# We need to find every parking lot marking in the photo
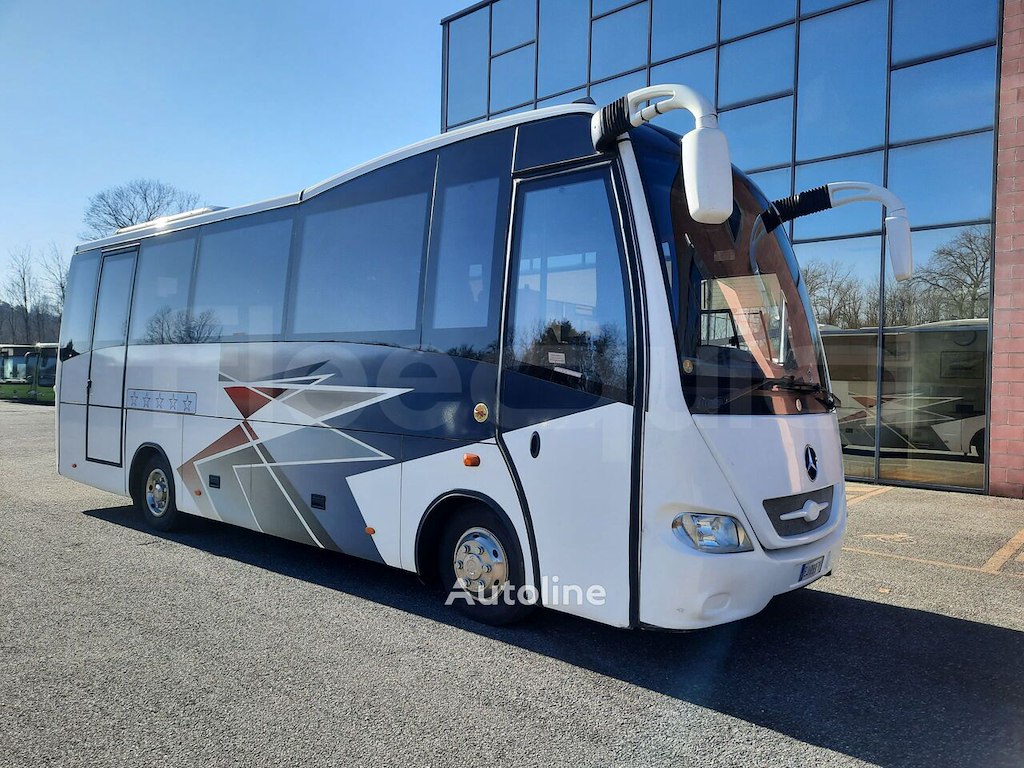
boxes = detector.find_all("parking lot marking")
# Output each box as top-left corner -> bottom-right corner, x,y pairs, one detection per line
842,546 -> 1024,579
845,486 -> 893,506
981,528 -> 1024,574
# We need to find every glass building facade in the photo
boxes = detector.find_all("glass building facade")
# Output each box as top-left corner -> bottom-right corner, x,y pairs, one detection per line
441,0 -> 1001,492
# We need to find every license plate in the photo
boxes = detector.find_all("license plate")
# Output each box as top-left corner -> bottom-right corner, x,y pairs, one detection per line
799,556 -> 825,582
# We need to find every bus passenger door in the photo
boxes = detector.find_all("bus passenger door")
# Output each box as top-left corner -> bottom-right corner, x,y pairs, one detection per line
86,248 -> 137,465
498,166 -> 637,627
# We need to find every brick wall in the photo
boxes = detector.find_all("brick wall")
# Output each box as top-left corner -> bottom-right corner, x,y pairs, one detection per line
991,0 -> 1024,497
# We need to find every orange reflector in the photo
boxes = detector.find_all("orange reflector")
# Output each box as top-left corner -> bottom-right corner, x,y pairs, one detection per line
463,453 -> 481,467
365,526 -> 376,535
194,489 -> 202,496
71,463 -> 77,469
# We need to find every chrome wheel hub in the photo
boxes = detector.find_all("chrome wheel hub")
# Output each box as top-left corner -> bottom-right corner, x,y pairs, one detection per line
453,527 -> 508,597
145,468 -> 170,518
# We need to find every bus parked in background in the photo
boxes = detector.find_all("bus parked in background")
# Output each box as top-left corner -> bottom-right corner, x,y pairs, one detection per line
1,343 -> 57,404
56,84 -> 912,630
821,319 -> 987,486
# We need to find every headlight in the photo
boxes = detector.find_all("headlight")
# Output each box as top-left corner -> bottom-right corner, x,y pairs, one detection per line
672,513 -> 754,553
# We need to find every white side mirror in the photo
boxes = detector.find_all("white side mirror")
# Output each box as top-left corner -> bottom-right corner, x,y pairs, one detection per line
591,83 -> 733,225
681,125 -> 733,225
884,213 -> 912,282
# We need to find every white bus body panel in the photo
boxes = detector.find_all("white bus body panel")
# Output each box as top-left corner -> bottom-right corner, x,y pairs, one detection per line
693,413 -> 846,550
620,139 -> 847,629
503,404 -> 634,627
399,441 -> 536,588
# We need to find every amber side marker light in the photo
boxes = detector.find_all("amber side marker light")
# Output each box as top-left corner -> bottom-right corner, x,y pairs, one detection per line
71,463 -> 77,468
365,526 -> 376,535
194,489 -> 202,496
463,453 -> 481,467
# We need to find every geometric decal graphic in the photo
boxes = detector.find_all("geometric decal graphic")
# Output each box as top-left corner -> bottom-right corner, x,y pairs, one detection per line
838,392 -> 982,452
179,359 -> 410,561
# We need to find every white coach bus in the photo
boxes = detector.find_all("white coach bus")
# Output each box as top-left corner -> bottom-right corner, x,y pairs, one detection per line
57,85 -> 912,630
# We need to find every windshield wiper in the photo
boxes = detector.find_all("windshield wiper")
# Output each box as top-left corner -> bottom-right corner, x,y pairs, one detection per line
709,375 -> 841,412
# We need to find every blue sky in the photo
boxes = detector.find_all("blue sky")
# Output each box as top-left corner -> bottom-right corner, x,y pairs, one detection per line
0,0 -> 469,275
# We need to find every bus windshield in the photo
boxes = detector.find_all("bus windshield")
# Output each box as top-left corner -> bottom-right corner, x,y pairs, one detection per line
633,127 -> 829,416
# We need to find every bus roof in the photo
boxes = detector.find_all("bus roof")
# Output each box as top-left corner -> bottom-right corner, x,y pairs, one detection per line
74,103 -> 598,255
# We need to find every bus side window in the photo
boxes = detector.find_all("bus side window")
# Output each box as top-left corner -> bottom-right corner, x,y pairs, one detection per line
193,210 -> 293,341
506,168 -> 633,403
422,129 -> 514,361
129,232 -> 197,344
289,153 -> 436,347
59,250 -> 101,360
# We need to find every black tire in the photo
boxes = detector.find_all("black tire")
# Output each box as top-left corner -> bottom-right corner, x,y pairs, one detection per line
438,503 -> 535,626
971,430 -> 986,461
134,453 -> 184,532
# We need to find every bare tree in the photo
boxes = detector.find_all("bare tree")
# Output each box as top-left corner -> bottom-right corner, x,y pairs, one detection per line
801,257 -> 867,329
41,242 -> 70,315
3,249 -> 39,343
143,307 -> 220,345
912,225 -> 991,322
82,179 -> 201,239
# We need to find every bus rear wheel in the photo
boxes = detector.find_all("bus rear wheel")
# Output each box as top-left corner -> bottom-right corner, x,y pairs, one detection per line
971,430 -> 986,461
135,453 -> 183,532
438,504 -> 535,626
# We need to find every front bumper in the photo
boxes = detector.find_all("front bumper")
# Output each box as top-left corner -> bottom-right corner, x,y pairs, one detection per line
638,514 -> 845,630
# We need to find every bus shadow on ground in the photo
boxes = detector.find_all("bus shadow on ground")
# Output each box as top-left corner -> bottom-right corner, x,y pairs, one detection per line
86,504 -> 1024,768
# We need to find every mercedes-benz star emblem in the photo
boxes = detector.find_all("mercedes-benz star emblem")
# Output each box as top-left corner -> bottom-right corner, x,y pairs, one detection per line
804,445 -> 819,481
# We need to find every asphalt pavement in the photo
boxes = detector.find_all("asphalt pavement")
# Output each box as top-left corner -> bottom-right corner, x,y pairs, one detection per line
1,401 -> 1021,767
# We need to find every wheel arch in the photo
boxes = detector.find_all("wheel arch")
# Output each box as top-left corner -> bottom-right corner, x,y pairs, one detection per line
127,442 -> 170,503
414,490 -> 532,588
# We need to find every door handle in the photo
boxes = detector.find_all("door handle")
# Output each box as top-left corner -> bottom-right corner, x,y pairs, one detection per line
530,431 -> 541,458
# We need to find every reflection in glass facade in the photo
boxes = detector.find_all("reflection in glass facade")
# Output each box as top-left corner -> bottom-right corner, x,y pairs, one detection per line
441,0 -> 999,491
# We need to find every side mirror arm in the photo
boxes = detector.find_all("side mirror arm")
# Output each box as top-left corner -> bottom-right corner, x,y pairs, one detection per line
591,83 -> 734,225
762,181 -> 913,281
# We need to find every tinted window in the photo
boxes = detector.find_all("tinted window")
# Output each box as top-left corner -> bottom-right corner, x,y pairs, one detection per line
92,251 -> 136,350
589,69 -> 648,109
796,0 -> 887,160
721,0 -> 795,40
748,167 -> 792,204
538,0 -> 588,97
491,44 -> 536,112
492,0 -> 536,53
718,96 -> 793,171
423,131 -> 514,360
792,235 -> 883,331
291,153 -> 436,344
650,50 -> 716,134
800,0 -> 848,11
59,249 -> 100,360
192,211 -> 292,341
887,132 -> 994,227
889,47 -> 997,144
892,0 -> 998,64
537,87 -> 587,107
718,25 -> 795,107
651,0 -> 715,62
590,2 -> 649,82
593,0 -> 634,12
507,169 -> 632,402
515,114 -> 597,171
793,152 -> 884,240
129,232 -> 196,344
447,8 -> 490,125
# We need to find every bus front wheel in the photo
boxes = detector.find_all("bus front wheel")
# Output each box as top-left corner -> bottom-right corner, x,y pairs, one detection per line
135,453 -> 184,532
438,504 -> 535,626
